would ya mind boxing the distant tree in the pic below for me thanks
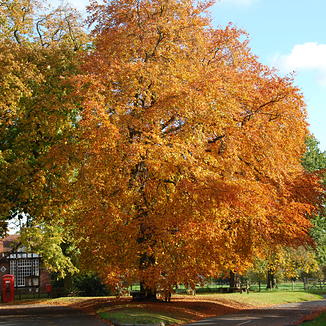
[248,246,319,290]
[302,136,326,174]
[302,135,326,267]
[310,212,326,266]
[281,247,319,281]
[246,259,268,291]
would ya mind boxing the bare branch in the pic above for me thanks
[208,134,225,144]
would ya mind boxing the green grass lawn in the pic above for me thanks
[191,291,324,306]
[98,308,185,325]
[249,282,305,292]
[130,282,326,294]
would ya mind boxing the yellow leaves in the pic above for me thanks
[20,223,79,278]
[0,30,85,221]
[0,0,87,50]
[258,246,320,280]
[0,44,40,124]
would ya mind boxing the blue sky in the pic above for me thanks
[212,0,326,151]
[51,0,326,151]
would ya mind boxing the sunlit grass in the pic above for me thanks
[98,308,185,325]
[187,292,324,306]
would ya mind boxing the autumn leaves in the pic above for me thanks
[0,0,324,296]
[71,0,323,294]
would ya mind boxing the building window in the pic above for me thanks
[9,253,40,287]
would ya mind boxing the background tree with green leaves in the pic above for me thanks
[302,135,326,270]
[0,0,87,277]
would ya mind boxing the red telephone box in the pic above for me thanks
[45,283,52,297]
[2,274,14,303]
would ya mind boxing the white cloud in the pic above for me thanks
[283,42,326,70]
[273,42,326,86]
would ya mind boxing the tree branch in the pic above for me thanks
[208,134,225,144]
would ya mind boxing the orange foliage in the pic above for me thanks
[70,0,323,292]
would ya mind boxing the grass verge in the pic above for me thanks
[98,308,185,325]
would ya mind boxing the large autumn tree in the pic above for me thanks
[65,0,324,299]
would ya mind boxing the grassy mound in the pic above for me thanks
[98,307,186,325]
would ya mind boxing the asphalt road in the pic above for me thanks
[186,299,326,326]
[0,304,108,326]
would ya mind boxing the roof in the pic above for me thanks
[0,235,20,253]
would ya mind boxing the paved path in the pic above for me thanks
[0,303,108,326]
[186,299,326,326]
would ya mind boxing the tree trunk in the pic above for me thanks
[229,271,238,293]
[266,269,276,289]
[137,282,157,301]
[131,158,158,301]
[303,276,308,291]
[136,251,157,301]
